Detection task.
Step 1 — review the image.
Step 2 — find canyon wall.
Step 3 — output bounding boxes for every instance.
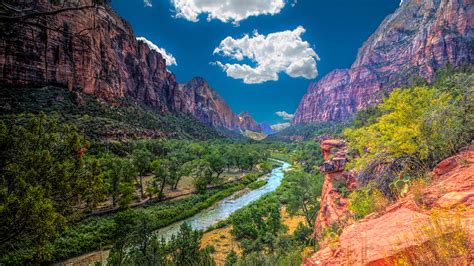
[293,0,474,124]
[305,144,474,265]
[0,0,261,132]
[173,77,262,132]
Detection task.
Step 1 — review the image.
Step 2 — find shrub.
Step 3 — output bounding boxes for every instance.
[389,209,470,265]
[348,186,389,219]
[248,180,268,190]
[224,250,238,266]
[331,175,349,198]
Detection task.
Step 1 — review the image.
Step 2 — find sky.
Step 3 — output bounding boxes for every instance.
[111,0,400,126]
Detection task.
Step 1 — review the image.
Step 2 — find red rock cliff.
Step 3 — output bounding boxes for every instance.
[0,0,176,111]
[0,0,261,133]
[305,145,474,265]
[293,0,474,124]
[174,77,261,131]
[314,140,356,239]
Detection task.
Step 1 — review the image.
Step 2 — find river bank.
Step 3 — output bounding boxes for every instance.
[55,160,290,265]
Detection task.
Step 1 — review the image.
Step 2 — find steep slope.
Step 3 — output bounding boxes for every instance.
[174,77,262,132]
[0,0,176,111]
[259,123,277,136]
[304,142,474,265]
[0,0,261,134]
[294,0,474,124]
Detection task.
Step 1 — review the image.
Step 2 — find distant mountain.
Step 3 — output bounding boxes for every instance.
[260,123,277,135]
[0,0,261,135]
[293,0,473,124]
[174,77,262,132]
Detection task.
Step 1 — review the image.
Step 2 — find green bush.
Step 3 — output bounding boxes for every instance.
[248,180,268,190]
[348,186,388,219]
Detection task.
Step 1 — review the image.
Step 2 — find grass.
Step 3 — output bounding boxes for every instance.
[389,208,470,265]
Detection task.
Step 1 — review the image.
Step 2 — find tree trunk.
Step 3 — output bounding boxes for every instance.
[138,175,144,199]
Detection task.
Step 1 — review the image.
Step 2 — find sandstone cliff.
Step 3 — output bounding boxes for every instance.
[293,0,474,124]
[0,0,261,133]
[305,143,474,265]
[174,77,261,131]
[0,0,176,111]
[314,140,356,239]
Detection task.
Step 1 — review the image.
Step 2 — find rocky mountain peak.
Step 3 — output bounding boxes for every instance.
[293,0,473,124]
[0,0,261,134]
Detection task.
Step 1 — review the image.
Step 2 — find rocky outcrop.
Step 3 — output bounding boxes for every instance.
[304,145,474,265]
[238,112,262,132]
[293,0,474,124]
[0,0,176,111]
[314,140,356,239]
[173,77,261,131]
[0,0,261,133]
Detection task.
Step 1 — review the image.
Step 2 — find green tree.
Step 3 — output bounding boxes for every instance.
[345,87,460,170]
[151,159,170,199]
[132,148,153,199]
[285,171,323,227]
[168,223,204,265]
[102,156,137,207]
[0,113,93,263]
[205,149,226,179]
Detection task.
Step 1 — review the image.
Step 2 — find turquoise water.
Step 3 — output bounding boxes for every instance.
[155,160,291,239]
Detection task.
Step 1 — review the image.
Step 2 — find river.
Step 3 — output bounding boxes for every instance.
[58,160,291,265]
[154,160,291,240]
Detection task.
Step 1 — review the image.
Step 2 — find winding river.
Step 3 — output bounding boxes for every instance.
[155,160,291,239]
[59,160,291,265]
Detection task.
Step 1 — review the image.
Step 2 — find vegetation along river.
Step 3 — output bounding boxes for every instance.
[155,160,291,240]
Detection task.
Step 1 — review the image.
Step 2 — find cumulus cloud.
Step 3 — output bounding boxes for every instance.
[136,37,177,66]
[144,0,152,7]
[171,0,286,24]
[271,123,291,131]
[213,26,319,84]
[275,111,294,121]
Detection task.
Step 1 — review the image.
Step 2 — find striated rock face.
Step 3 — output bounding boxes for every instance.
[305,145,474,265]
[0,0,261,133]
[0,0,176,111]
[238,112,262,132]
[173,77,261,131]
[294,0,474,124]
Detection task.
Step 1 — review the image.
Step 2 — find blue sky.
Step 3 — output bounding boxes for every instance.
[111,0,400,125]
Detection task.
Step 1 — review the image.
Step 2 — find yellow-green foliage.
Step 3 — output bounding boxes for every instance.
[348,186,389,219]
[345,86,463,171]
[390,208,470,265]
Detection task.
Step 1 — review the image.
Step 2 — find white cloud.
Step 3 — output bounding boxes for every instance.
[213,26,319,84]
[144,0,152,7]
[275,111,294,120]
[171,0,286,24]
[271,123,291,131]
[136,37,177,66]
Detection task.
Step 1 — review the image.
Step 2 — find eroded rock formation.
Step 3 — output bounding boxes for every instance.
[0,0,261,133]
[305,145,474,265]
[314,140,356,239]
[174,77,261,131]
[293,0,474,124]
